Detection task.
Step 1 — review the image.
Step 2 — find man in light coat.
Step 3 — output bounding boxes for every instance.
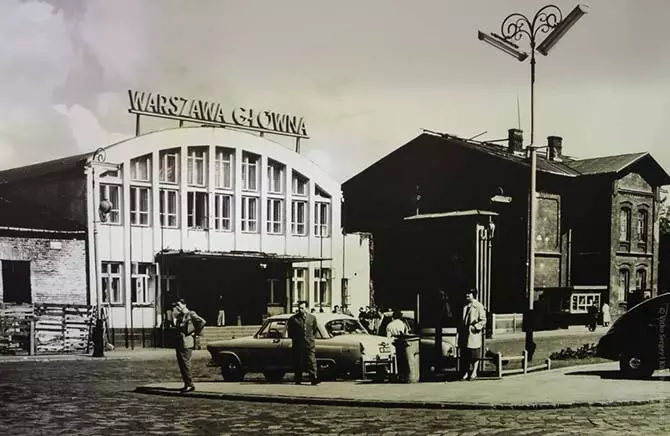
[458,288,486,381]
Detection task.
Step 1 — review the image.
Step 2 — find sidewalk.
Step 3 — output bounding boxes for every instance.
[0,348,212,363]
[136,362,670,410]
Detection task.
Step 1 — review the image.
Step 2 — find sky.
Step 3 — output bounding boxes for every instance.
[1,0,669,183]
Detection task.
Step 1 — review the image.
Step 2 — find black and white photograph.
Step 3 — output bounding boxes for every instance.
[0,1,669,434]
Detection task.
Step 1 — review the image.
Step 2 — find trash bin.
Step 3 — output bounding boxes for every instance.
[393,335,420,383]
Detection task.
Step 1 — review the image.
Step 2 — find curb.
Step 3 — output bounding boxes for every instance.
[134,386,668,410]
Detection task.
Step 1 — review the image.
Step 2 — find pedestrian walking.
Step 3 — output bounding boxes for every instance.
[458,288,486,381]
[601,302,611,327]
[172,299,206,393]
[587,303,598,331]
[216,295,226,326]
[287,301,320,385]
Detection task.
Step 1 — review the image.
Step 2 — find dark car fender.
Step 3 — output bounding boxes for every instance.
[212,350,243,367]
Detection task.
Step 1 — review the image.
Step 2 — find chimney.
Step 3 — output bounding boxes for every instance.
[508,128,523,153]
[547,136,563,161]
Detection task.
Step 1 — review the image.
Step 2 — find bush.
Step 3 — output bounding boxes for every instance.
[549,343,597,360]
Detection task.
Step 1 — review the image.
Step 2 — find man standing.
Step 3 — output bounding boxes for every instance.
[287,301,320,385]
[386,310,409,337]
[458,288,486,381]
[172,299,206,393]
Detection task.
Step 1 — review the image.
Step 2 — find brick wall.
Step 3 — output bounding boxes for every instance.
[0,236,87,305]
[609,172,657,319]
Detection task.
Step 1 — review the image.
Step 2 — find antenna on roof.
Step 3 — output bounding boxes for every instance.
[517,95,522,130]
[421,128,445,136]
[468,131,488,141]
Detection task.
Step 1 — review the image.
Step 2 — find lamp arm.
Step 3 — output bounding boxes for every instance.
[530,4,563,38]
[500,14,533,42]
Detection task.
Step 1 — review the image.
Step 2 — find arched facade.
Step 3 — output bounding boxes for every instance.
[85,127,367,344]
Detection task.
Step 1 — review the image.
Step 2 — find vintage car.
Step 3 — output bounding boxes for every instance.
[596,293,670,379]
[207,313,396,382]
[376,311,459,375]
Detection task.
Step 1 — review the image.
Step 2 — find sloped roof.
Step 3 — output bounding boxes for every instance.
[0,152,92,185]
[566,152,648,175]
[0,194,85,234]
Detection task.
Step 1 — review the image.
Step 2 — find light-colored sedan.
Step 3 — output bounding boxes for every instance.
[207,313,396,382]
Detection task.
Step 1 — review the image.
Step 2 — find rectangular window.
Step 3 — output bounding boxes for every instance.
[618,269,630,302]
[187,191,208,229]
[570,293,601,314]
[214,194,232,231]
[291,268,307,305]
[313,268,332,307]
[131,263,155,305]
[267,198,283,234]
[242,153,259,191]
[215,148,234,189]
[99,184,121,224]
[268,278,281,305]
[620,208,631,242]
[130,187,150,226]
[292,173,307,196]
[130,155,151,181]
[241,196,258,232]
[637,210,648,244]
[187,147,207,186]
[102,262,122,304]
[314,202,331,237]
[291,200,307,236]
[159,189,178,228]
[267,161,284,194]
[159,149,179,184]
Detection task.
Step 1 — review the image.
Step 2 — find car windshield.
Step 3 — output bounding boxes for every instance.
[324,318,368,337]
[256,319,287,339]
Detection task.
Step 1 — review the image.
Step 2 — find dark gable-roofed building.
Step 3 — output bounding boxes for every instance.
[342,129,670,328]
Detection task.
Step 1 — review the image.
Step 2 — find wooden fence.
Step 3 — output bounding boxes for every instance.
[0,304,94,355]
[35,305,94,354]
[0,304,34,355]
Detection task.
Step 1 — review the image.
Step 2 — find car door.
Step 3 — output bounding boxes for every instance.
[247,319,287,371]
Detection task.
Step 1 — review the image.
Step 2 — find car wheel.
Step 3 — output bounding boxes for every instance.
[220,357,245,382]
[619,352,655,379]
[263,371,286,382]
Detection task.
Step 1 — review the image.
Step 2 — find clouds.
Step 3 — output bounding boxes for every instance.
[1,0,670,182]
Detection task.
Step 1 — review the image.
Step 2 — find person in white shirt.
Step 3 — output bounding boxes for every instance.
[386,310,409,337]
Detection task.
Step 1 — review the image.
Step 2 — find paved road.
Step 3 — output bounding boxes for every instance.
[1,354,669,435]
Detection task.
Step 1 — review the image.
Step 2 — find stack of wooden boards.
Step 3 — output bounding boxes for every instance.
[0,304,33,355]
[34,304,93,354]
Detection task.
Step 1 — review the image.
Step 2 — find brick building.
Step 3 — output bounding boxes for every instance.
[342,129,670,327]
[0,194,86,306]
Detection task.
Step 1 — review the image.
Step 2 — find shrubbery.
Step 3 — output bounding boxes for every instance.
[549,343,597,360]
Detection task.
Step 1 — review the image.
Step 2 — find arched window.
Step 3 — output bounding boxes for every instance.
[619,207,631,242]
[635,268,647,291]
[637,209,649,245]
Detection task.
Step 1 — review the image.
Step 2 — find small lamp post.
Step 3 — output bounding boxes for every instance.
[478,4,588,360]
[92,197,113,357]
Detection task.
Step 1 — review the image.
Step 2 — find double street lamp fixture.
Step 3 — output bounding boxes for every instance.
[478,4,588,360]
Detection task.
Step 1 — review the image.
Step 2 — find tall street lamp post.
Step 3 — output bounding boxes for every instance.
[478,4,588,360]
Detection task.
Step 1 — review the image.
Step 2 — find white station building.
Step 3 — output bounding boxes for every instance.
[0,92,371,348]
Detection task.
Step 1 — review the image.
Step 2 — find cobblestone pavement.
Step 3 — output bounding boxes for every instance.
[0,354,668,435]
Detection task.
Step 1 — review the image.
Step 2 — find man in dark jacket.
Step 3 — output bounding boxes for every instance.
[287,301,320,385]
[172,299,206,393]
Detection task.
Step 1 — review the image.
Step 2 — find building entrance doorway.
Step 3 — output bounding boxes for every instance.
[2,260,32,304]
